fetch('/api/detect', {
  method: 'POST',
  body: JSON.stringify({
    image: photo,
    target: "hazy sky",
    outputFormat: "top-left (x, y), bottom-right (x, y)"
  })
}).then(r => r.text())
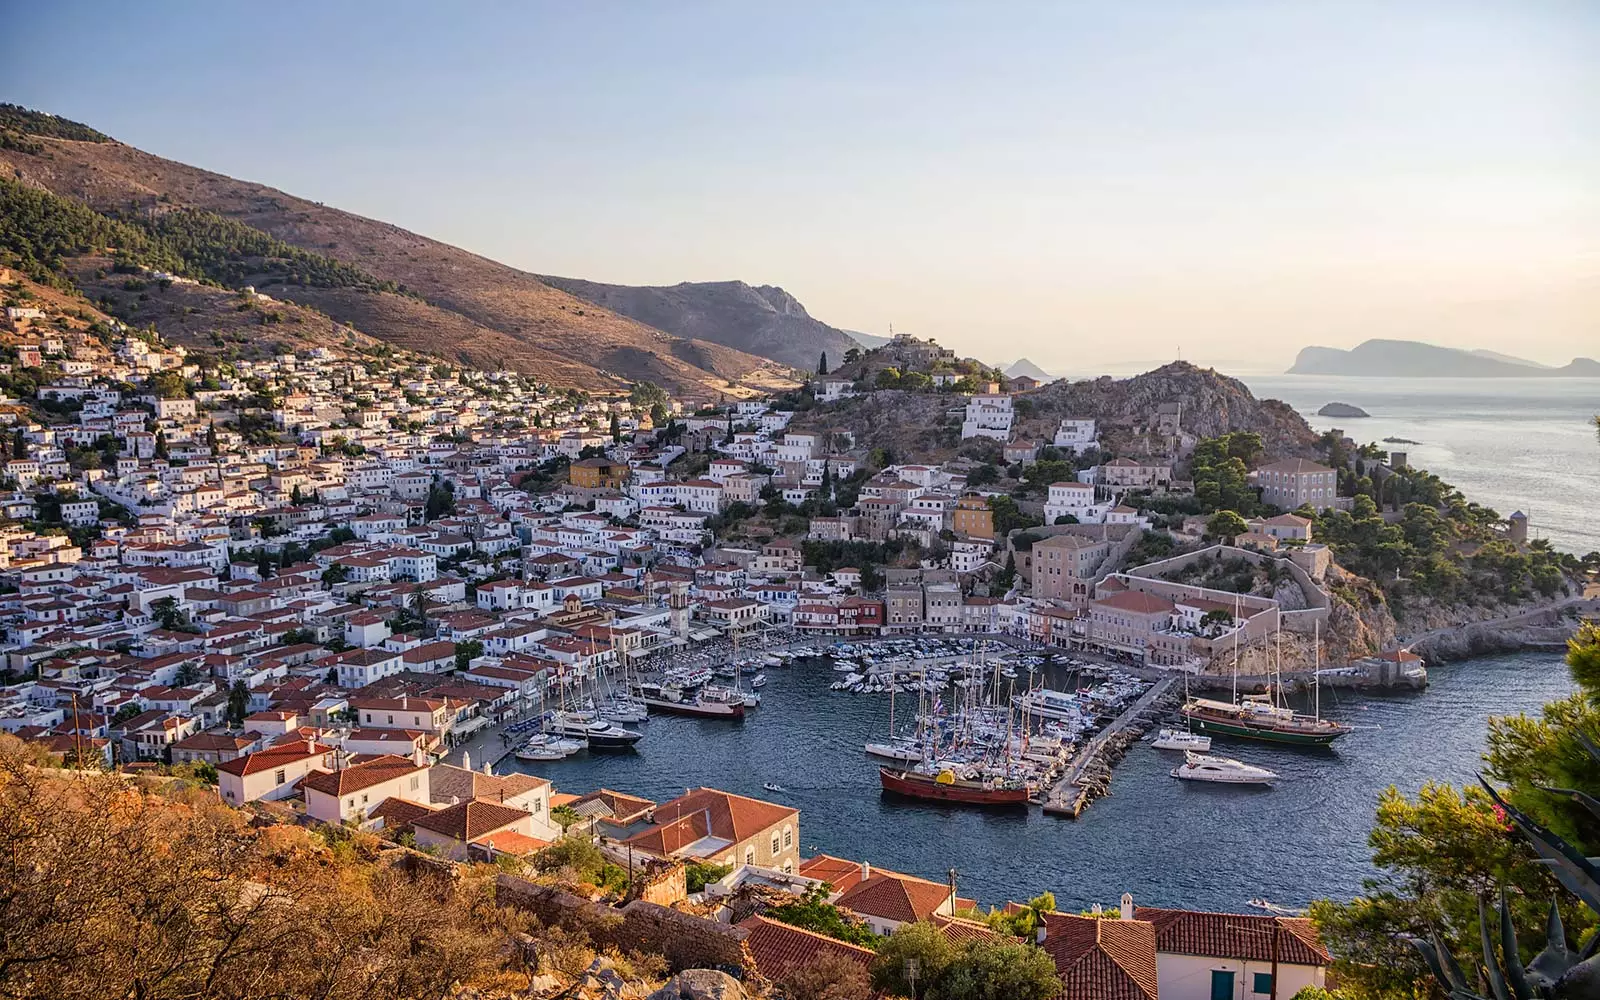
top-left (9, 1), bottom-right (1597, 373)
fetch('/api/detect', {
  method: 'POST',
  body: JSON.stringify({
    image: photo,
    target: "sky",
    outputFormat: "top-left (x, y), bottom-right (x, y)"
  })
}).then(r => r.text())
top-left (7, 1), bottom-right (1598, 374)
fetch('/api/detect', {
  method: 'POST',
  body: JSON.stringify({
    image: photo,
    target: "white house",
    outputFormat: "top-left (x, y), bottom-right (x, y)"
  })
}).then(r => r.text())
top-left (960, 393), bottom-right (1013, 441)
top-left (302, 756), bottom-right (430, 824)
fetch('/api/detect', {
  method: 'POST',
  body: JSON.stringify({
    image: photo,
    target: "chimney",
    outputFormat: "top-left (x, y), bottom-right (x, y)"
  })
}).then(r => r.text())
top-left (860, 860), bottom-right (871, 883)
top-left (1120, 892), bottom-right (1134, 921)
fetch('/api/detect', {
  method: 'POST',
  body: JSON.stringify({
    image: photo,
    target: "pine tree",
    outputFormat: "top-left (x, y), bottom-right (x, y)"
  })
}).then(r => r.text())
top-left (12, 429), bottom-right (25, 459)
top-left (205, 421), bottom-right (218, 453)
top-left (291, 484), bottom-right (303, 505)
top-left (609, 411), bottom-right (621, 443)
top-left (818, 351), bottom-right (829, 375)
top-left (255, 549), bottom-right (272, 580)
top-left (153, 429), bottom-right (168, 460)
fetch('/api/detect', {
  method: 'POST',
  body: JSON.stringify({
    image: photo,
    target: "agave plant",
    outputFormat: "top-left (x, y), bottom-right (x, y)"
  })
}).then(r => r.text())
top-left (1410, 733), bottom-right (1600, 998)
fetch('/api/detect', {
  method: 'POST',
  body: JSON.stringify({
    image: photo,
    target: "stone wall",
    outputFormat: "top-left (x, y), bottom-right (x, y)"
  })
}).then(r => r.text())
top-left (496, 874), bottom-right (759, 980)
top-left (1123, 544), bottom-right (1331, 635)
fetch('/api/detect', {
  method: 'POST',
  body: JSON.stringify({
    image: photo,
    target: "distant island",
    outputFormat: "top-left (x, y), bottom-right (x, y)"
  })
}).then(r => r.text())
top-left (1384, 436), bottom-right (1420, 445)
top-left (1288, 339), bottom-right (1600, 378)
top-left (1317, 402), bottom-right (1370, 418)
top-left (1006, 357), bottom-right (1055, 382)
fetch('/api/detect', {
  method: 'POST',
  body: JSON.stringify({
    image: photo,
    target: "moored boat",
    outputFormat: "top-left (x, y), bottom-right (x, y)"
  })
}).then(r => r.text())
top-left (1170, 751), bottom-right (1277, 784)
top-left (1151, 728), bottom-right (1212, 752)
top-left (1179, 697), bottom-right (1350, 746)
top-left (878, 767), bottom-right (1030, 807)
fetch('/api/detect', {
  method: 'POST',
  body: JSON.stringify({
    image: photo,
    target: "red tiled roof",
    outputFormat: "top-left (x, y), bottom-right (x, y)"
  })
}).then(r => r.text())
top-left (1040, 913), bottom-right (1160, 1000)
top-left (301, 755), bottom-right (424, 797)
top-left (930, 913), bottom-right (1004, 945)
top-left (1134, 906), bottom-right (1330, 966)
top-left (215, 741), bottom-right (330, 777)
top-left (370, 796), bottom-right (435, 833)
top-left (834, 870), bottom-right (952, 925)
top-left (625, 787), bottom-right (794, 856)
top-left (736, 915), bottom-right (876, 982)
top-left (1094, 590), bottom-right (1174, 615)
top-left (411, 799), bottom-right (530, 842)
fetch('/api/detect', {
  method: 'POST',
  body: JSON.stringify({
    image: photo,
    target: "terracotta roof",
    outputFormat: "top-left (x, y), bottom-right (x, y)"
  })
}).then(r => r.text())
top-left (625, 787), bottom-right (794, 856)
top-left (834, 870), bottom-right (952, 924)
top-left (428, 764), bottom-right (549, 807)
top-left (1257, 458), bottom-right (1335, 475)
top-left (1040, 913), bottom-right (1160, 1000)
top-left (930, 913), bottom-right (1005, 945)
top-left (301, 756), bottom-right (425, 797)
top-left (736, 915), bottom-right (876, 982)
top-left (411, 799), bottom-right (530, 842)
top-left (1094, 590), bottom-right (1175, 615)
top-left (1134, 906), bottom-right (1330, 966)
top-left (216, 741), bottom-right (330, 776)
top-left (370, 796), bottom-right (436, 833)
top-left (473, 830), bottom-right (552, 854)
top-left (171, 732), bottom-right (255, 752)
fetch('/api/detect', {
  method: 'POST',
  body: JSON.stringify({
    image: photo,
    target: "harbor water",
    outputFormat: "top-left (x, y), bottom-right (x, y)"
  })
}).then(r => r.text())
top-left (502, 649), bottom-right (1576, 911)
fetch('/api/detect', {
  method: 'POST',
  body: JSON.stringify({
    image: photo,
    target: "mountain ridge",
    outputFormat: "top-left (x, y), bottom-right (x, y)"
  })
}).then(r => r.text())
top-left (1288, 339), bottom-right (1600, 378)
top-left (534, 275), bottom-right (859, 373)
top-left (0, 124), bottom-right (795, 398)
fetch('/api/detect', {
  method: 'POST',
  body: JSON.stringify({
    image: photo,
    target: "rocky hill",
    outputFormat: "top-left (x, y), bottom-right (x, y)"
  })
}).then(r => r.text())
top-left (1289, 339), bottom-right (1600, 378)
top-left (1017, 361), bottom-right (1321, 458)
top-left (536, 277), bottom-right (859, 374)
top-left (0, 109), bottom-right (794, 398)
top-left (1005, 358), bottom-right (1055, 382)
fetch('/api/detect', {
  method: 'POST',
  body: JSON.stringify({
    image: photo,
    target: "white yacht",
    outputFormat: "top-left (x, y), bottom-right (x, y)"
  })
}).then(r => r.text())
top-left (1011, 688), bottom-right (1086, 723)
top-left (1171, 751), bottom-right (1277, 784)
top-left (863, 740), bottom-right (924, 762)
top-left (1151, 728), bottom-right (1212, 752)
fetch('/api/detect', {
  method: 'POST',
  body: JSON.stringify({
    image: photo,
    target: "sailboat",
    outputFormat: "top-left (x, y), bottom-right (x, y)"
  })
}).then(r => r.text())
top-left (1153, 672), bottom-right (1212, 750)
top-left (1179, 603), bottom-right (1351, 746)
top-left (864, 665), bottom-right (923, 761)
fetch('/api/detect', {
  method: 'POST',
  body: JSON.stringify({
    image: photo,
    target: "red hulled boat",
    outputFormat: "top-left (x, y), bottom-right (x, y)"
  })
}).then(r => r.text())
top-left (878, 767), bottom-right (1030, 808)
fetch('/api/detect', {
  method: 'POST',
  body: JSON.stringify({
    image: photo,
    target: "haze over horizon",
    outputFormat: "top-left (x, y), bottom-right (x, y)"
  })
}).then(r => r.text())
top-left (9, 1), bottom-right (1597, 373)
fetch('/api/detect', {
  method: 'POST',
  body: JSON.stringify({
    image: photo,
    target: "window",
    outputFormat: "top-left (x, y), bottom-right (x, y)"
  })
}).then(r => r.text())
top-left (410, 776), bottom-right (420, 790)
top-left (771, 835), bottom-right (780, 855)
top-left (745, 847), bottom-right (755, 865)
top-left (1252, 973), bottom-right (1273, 995)
top-left (274, 769), bottom-right (286, 785)
top-left (783, 826), bottom-right (793, 849)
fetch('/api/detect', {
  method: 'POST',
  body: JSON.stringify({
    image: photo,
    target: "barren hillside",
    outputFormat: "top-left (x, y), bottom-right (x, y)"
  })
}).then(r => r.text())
top-left (0, 135), bottom-right (794, 398)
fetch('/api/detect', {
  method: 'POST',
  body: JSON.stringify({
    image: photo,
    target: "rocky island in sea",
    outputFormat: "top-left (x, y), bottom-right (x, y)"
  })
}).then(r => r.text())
top-left (1317, 401), bottom-right (1370, 418)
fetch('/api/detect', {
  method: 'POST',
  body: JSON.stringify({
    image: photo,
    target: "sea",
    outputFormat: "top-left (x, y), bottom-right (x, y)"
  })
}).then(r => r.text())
top-left (501, 650), bottom-right (1577, 911)
top-left (1240, 375), bottom-right (1600, 556)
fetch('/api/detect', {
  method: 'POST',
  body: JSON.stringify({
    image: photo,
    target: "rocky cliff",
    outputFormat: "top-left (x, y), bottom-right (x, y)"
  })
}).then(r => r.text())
top-left (536, 276), bottom-right (860, 374)
top-left (1018, 361), bottom-right (1321, 458)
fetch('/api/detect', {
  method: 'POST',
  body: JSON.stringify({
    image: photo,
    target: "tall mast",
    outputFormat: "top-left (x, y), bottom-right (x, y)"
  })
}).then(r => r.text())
top-left (1313, 620), bottom-right (1321, 721)
top-left (1231, 593), bottom-right (1240, 704)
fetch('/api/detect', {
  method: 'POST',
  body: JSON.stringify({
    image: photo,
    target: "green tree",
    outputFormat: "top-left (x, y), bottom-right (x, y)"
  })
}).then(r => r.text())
top-left (205, 422), bottom-right (218, 453)
top-left (871, 921), bottom-right (954, 999)
top-left (684, 860), bottom-right (733, 893)
top-left (12, 428), bottom-right (26, 458)
top-left (927, 939), bottom-right (1062, 1000)
top-left (818, 351), bottom-right (829, 375)
top-left (149, 597), bottom-right (184, 631)
top-left (454, 640), bottom-right (483, 670)
top-left (153, 429), bottom-right (168, 460)
top-left (1206, 509), bottom-right (1249, 541)
top-left (767, 884), bottom-right (882, 949)
top-left (291, 484), bottom-right (303, 505)
top-left (609, 411), bottom-right (620, 443)
top-left (321, 564), bottom-right (348, 586)
top-left (225, 679), bottom-right (250, 727)
top-left (1311, 624), bottom-right (1600, 995)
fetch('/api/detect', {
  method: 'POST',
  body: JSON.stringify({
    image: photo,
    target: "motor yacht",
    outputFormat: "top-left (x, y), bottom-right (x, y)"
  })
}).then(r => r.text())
top-left (1151, 728), bottom-right (1212, 752)
top-left (1170, 751), bottom-right (1277, 784)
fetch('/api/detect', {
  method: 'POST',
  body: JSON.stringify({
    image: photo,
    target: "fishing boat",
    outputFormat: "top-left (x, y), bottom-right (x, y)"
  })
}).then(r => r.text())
top-left (762, 782), bottom-right (786, 793)
top-left (1151, 728), bottom-right (1212, 751)
top-left (1247, 898), bottom-right (1309, 916)
top-left (1170, 751), bottom-right (1277, 784)
top-left (878, 766), bottom-right (1030, 807)
top-left (749, 673), bottom-right (768, 689)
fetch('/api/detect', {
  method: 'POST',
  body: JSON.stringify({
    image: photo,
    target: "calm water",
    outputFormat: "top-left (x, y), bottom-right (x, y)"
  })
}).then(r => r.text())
top-left (502, 651), bottom-right (1576, 911)
top-left (1243, 375), bottom-right (1600, 555)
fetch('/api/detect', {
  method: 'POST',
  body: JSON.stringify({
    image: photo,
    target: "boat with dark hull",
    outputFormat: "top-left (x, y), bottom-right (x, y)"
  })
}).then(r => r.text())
top-left (1179, 696), bottom-right (1350, 746)
top-left (878, 767), bottom-right (1030, 808)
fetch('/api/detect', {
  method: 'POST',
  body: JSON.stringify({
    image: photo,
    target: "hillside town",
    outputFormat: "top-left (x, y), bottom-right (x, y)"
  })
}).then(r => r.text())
top-left (5, 270), bottom-right (1596, 1000)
